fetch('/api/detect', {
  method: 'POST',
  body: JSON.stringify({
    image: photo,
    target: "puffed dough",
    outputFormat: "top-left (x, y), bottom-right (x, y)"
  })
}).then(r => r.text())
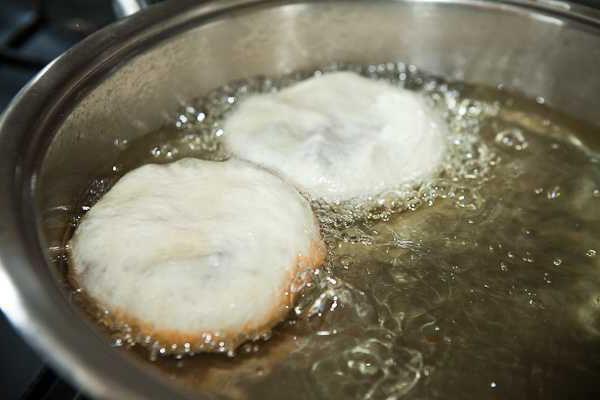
top-left (224, 72), bottom-right (448, 202)
top-left (69, 158), bottom-right (325, 351)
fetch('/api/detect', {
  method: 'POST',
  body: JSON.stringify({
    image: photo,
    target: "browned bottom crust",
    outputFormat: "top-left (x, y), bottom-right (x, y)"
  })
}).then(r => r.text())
top-left (69, 239), bottom-right (327, 354)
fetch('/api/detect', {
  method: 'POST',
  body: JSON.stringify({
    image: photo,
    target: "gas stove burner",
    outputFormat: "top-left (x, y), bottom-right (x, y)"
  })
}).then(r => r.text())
top-left (0, 0), bottom-right (113, 109)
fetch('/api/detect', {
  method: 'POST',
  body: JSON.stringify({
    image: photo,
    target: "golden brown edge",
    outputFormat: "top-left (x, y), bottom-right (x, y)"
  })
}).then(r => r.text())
top-left (67, 238), bottom-right (327, 353)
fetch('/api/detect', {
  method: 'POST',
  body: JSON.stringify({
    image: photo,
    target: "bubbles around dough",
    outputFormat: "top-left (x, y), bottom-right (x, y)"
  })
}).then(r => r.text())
top-left (69, 158), bottom-right (325, 352)
top-left (223, 72), bottom-right (448, 202)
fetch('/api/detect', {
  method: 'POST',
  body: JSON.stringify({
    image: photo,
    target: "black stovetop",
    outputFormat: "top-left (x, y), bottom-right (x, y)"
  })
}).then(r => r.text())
top-left (1, 0), bottom-right (599, 399)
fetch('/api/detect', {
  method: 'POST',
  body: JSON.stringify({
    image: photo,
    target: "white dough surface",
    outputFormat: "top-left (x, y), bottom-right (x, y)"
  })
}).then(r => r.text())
top-left (69, 158), bottom-right (323, 346)
top-left (223, 72), bottom-right (448, 202)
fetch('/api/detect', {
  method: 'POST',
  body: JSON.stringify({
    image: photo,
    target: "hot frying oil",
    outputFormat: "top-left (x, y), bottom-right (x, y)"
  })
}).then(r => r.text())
top-left (63, 63), bottom-right (600, 400)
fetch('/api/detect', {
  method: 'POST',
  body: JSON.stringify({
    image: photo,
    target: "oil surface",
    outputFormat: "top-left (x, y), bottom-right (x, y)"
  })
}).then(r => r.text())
top-left (64, 63), bottom-right (600, 399)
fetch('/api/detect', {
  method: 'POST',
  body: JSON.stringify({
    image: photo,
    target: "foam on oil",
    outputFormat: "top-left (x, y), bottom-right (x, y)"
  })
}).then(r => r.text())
top-left (58, 63), bottom-right (600, 400)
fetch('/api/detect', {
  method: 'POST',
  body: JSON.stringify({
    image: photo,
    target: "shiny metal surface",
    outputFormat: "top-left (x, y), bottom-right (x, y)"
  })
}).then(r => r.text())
top-left (113, 0), bottom-right (149, 18)
top-left (0, 0), bottom-right (599, 399)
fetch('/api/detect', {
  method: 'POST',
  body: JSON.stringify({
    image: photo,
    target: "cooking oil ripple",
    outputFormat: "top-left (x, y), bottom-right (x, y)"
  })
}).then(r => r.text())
top-left (59, 62), bottom-right (600, 399)
top-left (311, 332), bottom-right (423, 400)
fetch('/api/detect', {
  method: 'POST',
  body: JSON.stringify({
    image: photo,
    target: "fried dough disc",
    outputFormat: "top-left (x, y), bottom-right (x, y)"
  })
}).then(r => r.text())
top-left (69, 158), bottom-right (325, 352)
top-left (223, 72), bottom-right (448, 202)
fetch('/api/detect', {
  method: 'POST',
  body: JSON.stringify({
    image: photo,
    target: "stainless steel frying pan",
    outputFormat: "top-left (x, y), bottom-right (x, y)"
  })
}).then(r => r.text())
top-left (0, 0), bottom-right (599, 398)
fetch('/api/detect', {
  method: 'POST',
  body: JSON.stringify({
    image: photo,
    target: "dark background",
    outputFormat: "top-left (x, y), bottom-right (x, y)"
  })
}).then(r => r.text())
top-left (0, 0), bottom-right (599, 399)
